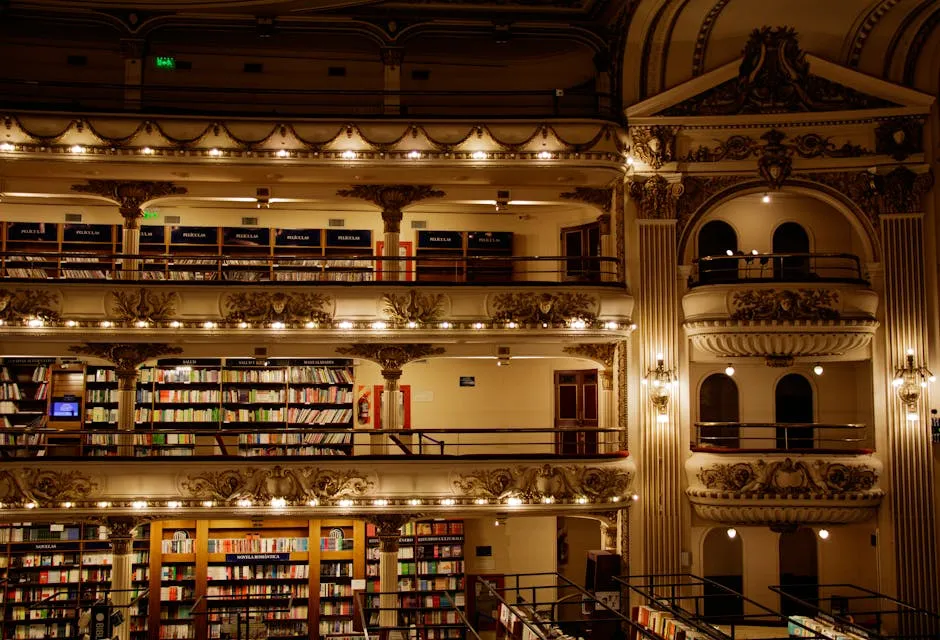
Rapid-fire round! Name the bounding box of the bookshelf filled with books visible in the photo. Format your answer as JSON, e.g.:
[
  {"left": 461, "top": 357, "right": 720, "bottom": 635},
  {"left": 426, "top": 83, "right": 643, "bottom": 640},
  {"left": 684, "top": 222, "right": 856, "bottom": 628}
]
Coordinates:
[
  {"left": 60, "top": 223, "right": 116, "bottom": 279},
  {"left": 415, "top": 231, "right": 513, "bottom": 283},
  {"left": 221, "top": 227, "right": 273, "bottom": 282},
  {"left": 152, "top": 521, "right": 199, "bottom": 640},
  {"left": 317, "top": 521, "right": 364, "bottom": 639},
  {"left": 3, "top": 222, "right": 60, "bottom": 278},
  {"left": 0, "top": 358, "right": 52, "bottom": 429}
]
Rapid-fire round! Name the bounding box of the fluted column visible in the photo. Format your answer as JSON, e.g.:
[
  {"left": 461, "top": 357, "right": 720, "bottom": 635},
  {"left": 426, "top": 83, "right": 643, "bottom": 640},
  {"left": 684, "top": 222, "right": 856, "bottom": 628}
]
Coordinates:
[
  {"left": 631, "top": 175, "right": 683, "bottom": 577},
  {"left": 336, "top": 185, "right": 445, "bottom": 281},
  {"left": 881, "top": 211, "right": 940, "bottom": 632},
  {"left": 108, "top": 518, "right": 137, "bottom": 640},
  {"left": 382, "top": 367, "right": 403, "bottom": 431},
  {"left": 367, "top": 516, "right": 412, "bottom": 630},
  {"left": 115, "top": 368, "right": 138, "bottom": 456}
]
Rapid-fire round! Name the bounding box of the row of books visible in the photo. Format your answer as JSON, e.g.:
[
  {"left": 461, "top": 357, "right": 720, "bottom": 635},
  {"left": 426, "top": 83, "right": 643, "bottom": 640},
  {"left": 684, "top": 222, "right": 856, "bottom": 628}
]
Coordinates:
[
  {"left": 0, "top": 382, "right": 47, "bottom": 401},
  {"left": 366, "top": 546, "right": 415, "bottom": 561},
  {"left": 321, "top": 561, "right": 354, "bottom": 577},
  {"left": 161, "top": 586, "right": 195, "bottom": 601},
  {"left": 319, "top": 537, "right": 354, "bottom": 551},
  {"left": 206, "top": 537, "right": 310, "bottom": 553},
  {"left": 1, "top": 366, "right": 50, "bottom": 383},
  {"left": 286, "top": 407, "right": 353, "bottom": 424},
  {"left": 320, "top": 582, "right": 354, "bottom": 597},
  {"left": 417, "top": 544, "right": 462, "bottom": 559},
  {"left": 239, "top": 432, "right": 352, "bottom": 446},
  {"left": 206, "top": 564, "right": 310, "bottom": 580},
  {"left": 162, "top": 539, "right": 195, "bottom": 554},
  {"left": 320, "top": 601, "right": 352, "bottom": 615},
  {"left": 788, "top": 616, "right": 869, "bottom": 640},
  {"left": 161, "top": 565, "right": 196, "bottom": 580},
  {"left": 367, "top": 521, "right": 464, "bottom": 537},
  {"left": 10, "top": 623, "right": 75, "bottom": 639},
  {"left": 288, "top": 386, "right": 354, "bottom": 403},
  {"left": 222, "top": 389, "right": 285, "bottom": 403},
  {"left": 632, "top": 605, "right": 713, "bottom": 640},
  {"left": 417, "top": 560, "right": 463, "bottom": 575},
  {"left": 205, "top": 584, "right": 307, "bottom": 597}
]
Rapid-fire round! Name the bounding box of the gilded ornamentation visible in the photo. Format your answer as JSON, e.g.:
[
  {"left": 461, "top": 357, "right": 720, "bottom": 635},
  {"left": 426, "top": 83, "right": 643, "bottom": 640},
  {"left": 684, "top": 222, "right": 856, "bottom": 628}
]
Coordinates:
[
  {"left": 685, "top": 131, "right": 868, "bottom": 163},
  {"left": 489, "top": 292, "right": 597, "bottom": 325},
  {"left": 757, "top": 129, "right": 792, "bottom": 189},
  {"left": 0, "top": 468, "right": 98, "bottom": 505},
  {"left": 382, "top": 290, "right": 445, "bottom": 324},
  {"left": 337, "top": 185, "right": 445, "bottom": 233},
  {"left": 180, "top": 466, "right": 375, "bottom": 503},
  {"left": 111, "top": 288, "right": 179, "bottom": 324},
  {"left": 451, "top": 464, "right": 633, "bottom": 502},
  {"left": 223, "top": 291, "right": 333, "bottom": 324},
  {"left": 629, "top": 125, "right": 678, "bottom": 169},
  {"left": 562, "top": 343, "right": 616, "bottom": 369},
  {"left": 559, "top": 187, "right": 613, "bottom": 214},
  {"left": 685, "top": 134, "right": 758, "bottom": 162},
  {"left": 697, "top": 458, "right": 879, "bottom": 496},
  {"left": 799, "top": 168, "right": 933, "bottom": 225},
  {"left": 629, "top": 174, "right": 684, "bottom": 220},
  {"left": 69, "top": 343, "right": 182, "bottom": 377},
  {"left": 105, "top": 517, "right": 141, "bottom": 554},
  {"left": 875, "top": 118, "right": 924, "bottom": 161},
  {"left": 0, "top": 288, "right": 60, "bottom": 323},
  {"left": 730, "top": 289, "right": 839, "bottom": 321},
  {"left": 71, "top": 180, "right": 187, "bottom": 225},
  {"left": 661, "top": 26, "right": 896, "bottom": 116},
  {"left": 366, "top": 514, "right": 415, "bottom": 551},
  {"left": 335, "top": 344, "right": 445, "bottom": 377}
]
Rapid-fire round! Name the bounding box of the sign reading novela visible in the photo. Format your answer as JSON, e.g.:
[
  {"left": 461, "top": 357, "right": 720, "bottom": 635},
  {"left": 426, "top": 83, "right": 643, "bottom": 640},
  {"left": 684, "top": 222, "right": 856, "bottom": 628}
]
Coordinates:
[{"left": 225, "top": 553, "right": 291, "bottom": 562}]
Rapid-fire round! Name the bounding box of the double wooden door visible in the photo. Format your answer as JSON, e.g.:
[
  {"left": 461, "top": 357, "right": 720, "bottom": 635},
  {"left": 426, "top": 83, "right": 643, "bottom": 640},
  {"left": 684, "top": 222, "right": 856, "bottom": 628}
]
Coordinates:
[{"left": 554, "top": 370, "right": 599, "bottom": 455}]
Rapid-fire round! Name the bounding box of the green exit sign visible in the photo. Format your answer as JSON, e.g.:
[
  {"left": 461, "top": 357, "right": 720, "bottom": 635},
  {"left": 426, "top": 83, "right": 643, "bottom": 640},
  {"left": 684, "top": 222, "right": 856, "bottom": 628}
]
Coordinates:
[
  {"left": 154, "top": 56, "right": 176, "bottom": 70},
  {"left": 142, "top": 211, "right": 159, "bottom": 219}
]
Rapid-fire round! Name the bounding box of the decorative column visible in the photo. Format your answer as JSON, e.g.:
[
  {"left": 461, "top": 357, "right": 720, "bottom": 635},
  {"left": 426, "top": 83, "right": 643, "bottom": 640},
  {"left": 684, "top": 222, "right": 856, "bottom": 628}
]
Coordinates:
[
  {"left": 336, "top": 345, "right": 445, "bottom": 438},
  {"left": 367, "top": 515, "right": 413, "bottom": 629},
  {"left": 120, "top": 39, "right": 146, "bottom": 110},
  {"left": 629, "top": 175, "right": 684, "bottom": 577},
  {"left": 380, "top": 47, "right": 404, "bottom": 116},
  {"left": 337, "top": 185, "right": 445, "bottom": 282},
  {"left": 69, "top": 343, "right": 183, "bottom": 455},
  {"left": 560, "top": 187, "right": 615, "bottom": 281},
  {"left": 71, "top": 180, "right": 187, "bottom": 280},
  {"left": 562, "top": 343, "right": 617, "bottom": 451},
  {"left": 876, "top": 168, "right": 939, "bottom": 632},
  {"left": 107, "top": 517, "right": 139, "bottom": 640}
]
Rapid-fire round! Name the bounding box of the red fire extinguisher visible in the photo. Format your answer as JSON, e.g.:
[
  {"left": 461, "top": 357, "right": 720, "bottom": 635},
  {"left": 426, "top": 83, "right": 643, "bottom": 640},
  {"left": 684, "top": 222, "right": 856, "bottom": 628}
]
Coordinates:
[{"left": 357, "top": 390, "right": 371, "bottom": 425}]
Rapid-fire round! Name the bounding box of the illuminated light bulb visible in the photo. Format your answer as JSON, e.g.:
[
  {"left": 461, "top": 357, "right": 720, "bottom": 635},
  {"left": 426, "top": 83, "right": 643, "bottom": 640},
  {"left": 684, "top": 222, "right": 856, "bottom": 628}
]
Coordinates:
[
  {"left": 208, "top": 148, "right": 221, "bottom": 157},
  {"left": 907, "top": 411, "right": 920, "bottom": 422},
  {"left": 167, "top": 501, "right": 181, "bottom": 509},
  {"left": 270, "top": 321, "right": 285, "bottom": 330},
  {"left": 656, "top": 352, "right": 664, "bottom": 361},
  {"left": 471, "top": 151, "right": 487, "bottom": 160},
  {"left": 472, "top": 323, "right": 484, "bottom": 330},
  {"left": 930, "top": 376, "right": 937, "bottom": 383},
  {"left": 276, "top": 149, "right": 289, "bottom": 158},
  {"left": 338, "top": 499, "right": 353, "bottom": 507},
  {"left": 922, "top": 381, "right": 929, "bottom": 388},
  {"left": 408, "top": 499, "right": 422, "bottom": 506},
  {"left": 611, "top": 496, "right": 621, "bottom": 503},
  {"left": 135, "top": 320, "right": 149, "bottom": 328},
  {"left": 100, "top": 320, "right": 113, "bottom": 328},
  {"left": 203, "top": 321, "right": 216, "bottom": 329},
  {"left": 907, "top": 348, "right": 916, "bottom": 356},
  {"left": 439, "top": 322, "right": 452, "bottom": 329},
  {"left": 726, "top": 528, "right": 737, "bottom": 539},
  {"left": 640, "top": 378, "right": 648, "bottom": 386},
  {"left": 818, "top": 529, "right": 830, "bottom": 540},
  {"left": 604, "top": 322, "right": 618, "bottom": 330},
  {"left": 542, "top": 323, "right": 548, "bottom": 328},
  {"left": 270, "top": 497, "right": 287, "bottom": 508},
  {"left": 541, "top": 496, "right": 555, "bottom": 504},
  {"left": 657, "top": 413, "right": 669, "bottom": 424},
  {"left": 132, "top": 501, "right": 147, "bottom": 510},
  {"left": 762, "top": 193, "right": 771, "bottom": 204},
  {"left": 626, "top": 156, "right": 635, "bottom": 165},
  {"left": 630, "top": 323, "right": 638, "bottom": 331},
  {"left": 0, "top": 142, "right": 14, "bottom": 152},
  {"left": 304, "top": 321, "right": 316, "bottom": 329},
  {"left": 202, "top": 500, "right": 214, "bottom": 508},
  {"left": 408, "top": 150, "right": 421, "bottom": 159},
  {"left": 308, "top": 499, "right": 319, "bottom": 507},
  {"left": 371, "top": 321, "right": 387, "bottom": 330},
  {"left": 338, "top": 321, "right": 353, "bottom": 330},
  {"left": 751, "top": 249, "right": 759, "bottom": 256},
  {"left": 97, "top": 501, "right": 111, "bottom": 509},
  {"left": 632, "top": 493, "right": 640, "bottom": 501},
  {"left": 341, "top": 150, "right": 357, "bottom": 160},
  {"left": 507, "top": 321, "right": 517, "bottom": 329},
  {"left": 141, "top": 147, "right": 154, "bottom": 155},
  {"left": 66, "top": 320, "right": 77, "bottom": 328},
  {"left": 813, "top": 364, "right": 824, "bottom": 376},
  {"left": 373, "top": 499, "right": 389, "bottom": 506},
  {"left": 474, "top": 498, "right": 488, "bottom": 505},
  {"left": 726, "top": 249, "right": 734, "bottom": 256},
  {"left": 892, "top": 377, "right": 904, "bottom": 387},
  {"left": 27, "top": 318, "right": 44, "bottom": 328},
  {"left": 70, "top": 145, "right": 86, "bottom": 154},
  {"left": 506, "top": 497, "right": 522, "bottom": 506},
  {"left": 537, "top": 151, "right": 552, "bottom": 160},
  {"left": 725, "top": 365, "right": 735, "bottom": 377},
  {"left": 570, "top": 319, "right": 587, "bottom": 330},
  {"left": 25, "top": 501, "right": 37, "bottom": 509},
  {"left": 170, "top": 321, "right": 181, "bottom": 328},
  {"left": 238, "top": 321, "right": 249, "bottom": 329},
  {"left": 62, "top": 502, "right": 73, "bottom": 509},
  {"left": 236, "top": 499, "right": 252, "bottom": 507},
  {"left": 575, "top": 497, "right": 589, "bottom": 505},
  {"left": 440, "top": 498, "right": 456, "bottom": 506}
]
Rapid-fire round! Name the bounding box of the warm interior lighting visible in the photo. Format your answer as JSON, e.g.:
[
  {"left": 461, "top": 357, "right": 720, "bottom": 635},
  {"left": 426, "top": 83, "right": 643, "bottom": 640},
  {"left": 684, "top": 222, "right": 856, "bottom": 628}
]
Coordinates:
[
  {"left": 471, "top": 151, "right": 487, "bottom": 160},
  {"left": 762, "top": 193, "right": 771, "bottom": 204},
  {"left": 338, "top": 321, "right": 353, "bottom": 329},
  {"left": 203, "top": 321, "right": 216, "bottom": 329},
  {"left": 506, "top": 497, "right": 522, "bottom": 506},
  {"left": 270, "top": 497, "right": 287, "bottom": 508},
  {"left": 408, "top": 150, "right": 421, "bottom": 159},
  {"left": 813, "top": 364, "right": 824, "bottom": 375},
  {"left": 440, "top": 498, "right": 456, "bottom": 506},
  {"left": 373, "top": 499, "right": 389, "bottom": 506},
  {"left": 236, "top": 499, "right": 252, "bottom": 507},
  {"left": 726, "top": 528, "right": 737, "bottom": 539},
  {"left": 141, "top": 147, "right": 154, "bottom": 155},
  {"left": 341, "top": 150, "right": 357, "bottom": 160},
  {"left": 725, "top": 364, "right": 735, "bottom": 377},
  {"left": 69, "top": 145, "right": 86, "bottom": 154},
  {"left": 277, "top": 149, "right": 289, "bottom": 158},
  {"left": 647, "top": 353, "right": 676, "bottom": 420},
  {"left": 537, "top": 151, "right": 552, "bottom": 159},
  {"left": 0, "top": 142, "right": 14, "bottom": 152},
  {"left": 371, "top": 321, "right": 387, "bottom": 330},
  {"left": 208, "top": 148, "right": 221, "bottom": 156},
  {"left": 132, "top": 501, "right": 147, "bottom": 509},
  {"left": 167, "top": 501, "right": 181, "bottom": 508},
  {"left": 894, "top": 348, "right": 933, "bottom": 421},
  {"left": 818, "top": 529, "right": 830, "bottom": 540}
]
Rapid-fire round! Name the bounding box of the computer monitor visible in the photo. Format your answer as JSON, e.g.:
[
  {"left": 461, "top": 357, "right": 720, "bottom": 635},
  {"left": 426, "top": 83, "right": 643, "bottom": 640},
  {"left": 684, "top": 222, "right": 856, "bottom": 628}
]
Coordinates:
[{"left": 50, "top": 398, "right": 80, "bottom": 419}]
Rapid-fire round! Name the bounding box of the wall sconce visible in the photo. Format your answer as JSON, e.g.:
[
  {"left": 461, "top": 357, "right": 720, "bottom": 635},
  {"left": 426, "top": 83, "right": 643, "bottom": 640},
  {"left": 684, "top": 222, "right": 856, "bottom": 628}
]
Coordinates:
[
  {"left": 642, "top": 353, "right": 676, "bottom": 423},
  {"left": 893, "top": 348, "right": 935, "bottom": 421}
]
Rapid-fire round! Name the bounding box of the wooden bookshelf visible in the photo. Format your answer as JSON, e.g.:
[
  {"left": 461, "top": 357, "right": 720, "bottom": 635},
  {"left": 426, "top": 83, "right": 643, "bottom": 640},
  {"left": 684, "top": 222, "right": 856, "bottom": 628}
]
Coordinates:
[
  {"left": 273, "top": 228, "right": 323, "bottom": 282},
  {"left": 323, "top": 229, "right": 373, "bottom": 282},
  {"left": 0, "top": 357, "right": 53, "bottom": 429},
  {"left": 416, "top": 231, "right": 513, "bottom": 283},
  {"left": 221, "top": 227, "right": 272, "bottom": 282},
  {"left": 3, "top": 222, "right": 60, "bottom": 278},
  {"left": 152, "top": 520, "right": 199, "bottom": 640},
  {"left": 60, "top": 223, "right": 116, "bottom": 279},
  {"left": 416, "top": 231, "right": 465, "bottom": 282},
  {"left": 168, "top": 226, "right": 221, "bottom": 281},
  {"left": 466, "top": 231, "right": 513, "bottom": 282}
]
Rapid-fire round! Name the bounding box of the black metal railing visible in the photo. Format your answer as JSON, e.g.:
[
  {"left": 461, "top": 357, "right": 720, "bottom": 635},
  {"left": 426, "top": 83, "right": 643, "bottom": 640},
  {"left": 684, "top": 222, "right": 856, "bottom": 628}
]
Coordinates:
[
  {"left": 0, "top": 78, "right": 615, "bottom": 119},
  {"left": 354, "top": 590, "right": 480, "bottom": 640},
  {"left": 0, "top": 251, "right": 622, "bottom": 285},
  {"left": 0, "top": 425, "right": 628, "bottom": 459},
  {"left": 692, "top": 422, "right": 872, "bottom": 453},
  {"left": 689, "top": 253, "right": 868, "bottom": 287}
]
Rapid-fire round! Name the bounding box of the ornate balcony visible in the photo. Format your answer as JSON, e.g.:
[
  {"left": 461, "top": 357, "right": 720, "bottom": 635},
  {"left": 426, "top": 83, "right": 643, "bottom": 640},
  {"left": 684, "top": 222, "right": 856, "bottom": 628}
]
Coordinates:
[
  {"left": 685, "top": 423, "right": 882, "bottom": 526},
  {"left": 683, "top": 253, "right": 878, "bottom": 361}
]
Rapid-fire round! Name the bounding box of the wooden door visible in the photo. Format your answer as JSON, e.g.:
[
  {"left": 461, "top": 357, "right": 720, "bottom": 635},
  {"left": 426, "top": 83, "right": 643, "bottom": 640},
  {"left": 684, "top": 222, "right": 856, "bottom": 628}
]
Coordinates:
[
  {"left": 561, "top": 222, "right": 601, "bottom": 282},
  {"left": 554, "top": 370, "right": 599, "bottom": 455}
]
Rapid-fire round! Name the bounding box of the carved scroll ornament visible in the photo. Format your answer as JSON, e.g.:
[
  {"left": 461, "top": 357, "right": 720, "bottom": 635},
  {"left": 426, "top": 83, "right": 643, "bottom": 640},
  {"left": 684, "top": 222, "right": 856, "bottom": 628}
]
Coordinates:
[
  {"left": 382, "top": 290, "right": 445, "bottom": 324},
  {"left": 0, "top": 468, "right": 98, "bottom": 505},
  {"left": 559, "top": 187, "right": 613, "bottom": 214},
  {"left": 562, "top": 343, "right": 617, "bottom": 369},
  {"left": 180, "top": 466, "right": 375, "bottom": 503},
  {"left": 451, "top": 464, "right": 633, "bottom": 502},
  {"left": 0, "top": 288, "right": 60, "bottom": 323},
  {"left": 111, "top": 288, "right": 178, "bottom": 324},
  {"left": 223, "top": 291, "right": 333, "bottom": 324},
  {"left": 697, "top": 458, "right": 879, "bottom": 496},
  {"left": 335, "top": 344, "right": 445, "bottom": 373},
  {"left": 489, "top": 292, "right": 597, "bottom": 325},
  {"left": 69, "top": 343, "right": 183, "bottom": 374},
  {"left": 629, "top": 125, "right": 678, "bottom": 169},
  {"left": 730, "top": 289, "right": 839, "bottom": 321}
]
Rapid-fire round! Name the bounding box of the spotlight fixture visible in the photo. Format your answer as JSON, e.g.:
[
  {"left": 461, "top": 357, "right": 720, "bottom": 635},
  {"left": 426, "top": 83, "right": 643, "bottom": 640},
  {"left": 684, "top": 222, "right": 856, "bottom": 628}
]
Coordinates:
[{"left": 471, "top": 151, "right": 487, "bottom": 160}]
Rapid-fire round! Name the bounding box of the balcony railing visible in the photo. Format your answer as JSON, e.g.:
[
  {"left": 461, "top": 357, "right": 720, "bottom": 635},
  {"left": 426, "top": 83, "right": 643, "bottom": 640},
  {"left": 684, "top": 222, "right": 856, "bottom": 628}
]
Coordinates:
[
  {"left": 0, "top": 251, "right": 621, "bottom": 285},
  {"left": 688, "top": 253, "right": 868, "bottom": 288},
  {"left": 0, "top": 426, "right": 627, "bottom": 460},
  {"left": 692, "top": 422, "right": 871, "bottom": 453},
  {"left": 0, "top": 77, "right": 615, "bottom": 119}
]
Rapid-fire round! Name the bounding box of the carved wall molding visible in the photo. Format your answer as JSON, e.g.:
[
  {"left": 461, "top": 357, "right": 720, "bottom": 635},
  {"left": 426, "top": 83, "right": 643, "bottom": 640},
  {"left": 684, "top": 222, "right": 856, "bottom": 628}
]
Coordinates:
[
  {"left": 366, "top": 514, "right": 416, "bottom": 552},
  {"left": 69, "top": 343, "right": 183, "bottom": 375},
  {"left": 180, "top": 466, "right": 376, "bottom": 503},
  {"left": 562, "top": 343, "right": 616, "bottom": 369},
  {"left": 336, "top": 185, "right": 445, "bottom": 217},
  {"left": 696, "top": 457, "right": 880, "bottom": 496},
  {"left": 0, "top": 468, "right": 98, "bottom": 505},
  {"left": 71, "top": 180, "right": 187, "bottom": 223},
  {"left": 0, "top": 288, "right": 61, "bottom": 323},
  {"left": 559, "top": 186, "right": 613, "bottom": 214},
  {"left": 874, "top": 118, "right": 924, "bottom": 161},
  {"left": 223, "top": 291, "right": 333, "bottom": 324},
  {"left": 684, "top": 130, "right": 870, "bottom": 164},
  {"left": 382, "top": 290, "right": 445, "bottom": 324},
  {"left": 488, "top": 292, "right": 598, "bottom": 325},
  {"left": 685, "top": 320, "right": 878, "bottom": 358},
  {"left": 691, "top": 0, "right": 733, "bottom": 77},
  {"left": 687, "top": 501, "right": 880, "bottom": 525},
  {"left": 629, "top": 174, "right": 684, "bottom": 219},
  {"left": 335, "top": 344, "right": 445, "bottom": 376},
  {"left": 629, "top": 125, "right": 679, "bottom": 169},
  {"left": 451, "top": 464, "right": 634, "bottom": 502},
  {"left": 110, "top": 288, "right": 179, "bottom": 324},
  {"left": 730, "top": 289, "right": 839, "bottom": 321}
]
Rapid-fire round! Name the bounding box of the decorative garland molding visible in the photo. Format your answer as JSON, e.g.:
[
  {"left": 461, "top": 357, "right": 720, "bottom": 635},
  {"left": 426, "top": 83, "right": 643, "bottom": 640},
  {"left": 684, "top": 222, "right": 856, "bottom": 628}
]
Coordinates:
[
  {"left": 223, "top": 291, "right": 333, "bottom": 325},
  {"left": 69, "top": 343, "right": 183, "bottom": 374},
  {"left": 451, "top": 464, "right": 634, "bottom": 502},
  {"left": 562, "top": 343, "right": 617, "bottom": 369},
  {"left": 559, "top": 187, "right": 614, "bottom": 214},
  {"left": 684, "top": 319, "right": 878, "bottom": 358},
  {"left": 111, "top": 288, "right": 179, "bottom": 324},
  {"left": 488, "top": 292, "right": 597, "bottom": 325},
  {"left": 180, "top": 466, "right": 376, "bottom": 503},
  {"left": 335, "top": 344, "right": 445, "bottom": 375},
  {"left": 382, "top": 290, "right": 445, "bottom": 324},
  {"left": 0, "top": 288, "right": 61, "bottom": 323},
  {"left": 0, "top": 468, "right": 99, "bottom": 505},
  {"left": 628, "top": 125, "right": 678, "bottom": 169},
  {"left": 730, "top": 289, "right": 839, "bottom": 321}
]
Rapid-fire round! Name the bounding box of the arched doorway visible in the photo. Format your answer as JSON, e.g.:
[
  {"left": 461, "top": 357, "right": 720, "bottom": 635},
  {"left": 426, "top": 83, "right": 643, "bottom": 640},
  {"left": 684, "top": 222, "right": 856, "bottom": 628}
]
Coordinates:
[
  {"left": 775, "top": 374, "right": 814, "bottom": 449},
  {"left": 778, "top": 528, "right": 819, "bottom": 616},
  {"left": 703, "top": 528, "right": 744, "bottom": 619},
  {"left": 772, "top": 222, "right": 810, "bottom": 280},
  {"left": 697, "top": 220, "right": 738, "bottom": 284},
  {"left": 698, "top": 373, "right": 739, "bottom": 448}
]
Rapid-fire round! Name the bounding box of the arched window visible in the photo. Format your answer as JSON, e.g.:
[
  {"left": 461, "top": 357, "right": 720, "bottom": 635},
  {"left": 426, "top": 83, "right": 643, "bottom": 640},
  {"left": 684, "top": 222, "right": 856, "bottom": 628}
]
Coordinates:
[
  {"left": 779, "top": 528, "right": 819, "bottom": 617},
  {"left": 703, "top": 528, "right": 744, "bottom": 619},
  {"left": 697, "top": 220, "right": 738, "bottom": 284},
  {"left": 772, "top": 222, "right": 810, "bottom": 280},
  {"left": 775, "top": 374, "right": 814, "bottom": 449},
  {"left": 698, "top": 374, "right": 739, "bottom": 448}
]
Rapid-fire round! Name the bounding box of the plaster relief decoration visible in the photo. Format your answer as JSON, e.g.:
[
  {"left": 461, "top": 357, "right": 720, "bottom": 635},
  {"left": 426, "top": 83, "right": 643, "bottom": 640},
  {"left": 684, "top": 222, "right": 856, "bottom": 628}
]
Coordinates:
[
  {"left": 180, "top": 466, "right": 375, "bottom": 504},
  {"left": 562, "top": 343, "right": 617, "bottom": 369},
  {"left": 629, "top": 126, "right": 678, "bottom": 169},
  {"left": 0, "top": 468, "right": 98, "bottom": 506},
  {"left": 629, "top": 174, "right": 683, "bottom": 220},
  {"left": 69, "top": 343, "right": 183, "bottom": 374},
  {"left": 489, "top": 292, "right": 597, "bottom": 325},
  {"left": 0, "top": 288, "right": 61, "bottom": 323},
  {"left": 684, "top": 131, "right": 869, "bottom": 163},
  {"left": 559, "top": 187, "right": 613, "bottom": 214},
  {"left": 223, "top": 291, "right": 333, "bottom": 325},
  {"left": 382, "top": 290, "right": 445, "bottom": 325},
  {"left": 110, "top": 288, "right": 179, "bottom": 324},
  {"left": 451, "top": 464, "right": 633, "bottom": 502},
  {"left": 874, "top": 117, "right": 924, "bottom": 161},
  {"left": 661, "top": 26, "right": 896, "bottom": 116},
  {"left": 696, "top": 458, "right": 880, "bottom": 497},
  {"left": 335, "top": 344, "right": 445, "bottom": 374},
  {"left": 730, "top": 289, "right": 839, "bottom": 321},
  {"left": 71, "top": 180, "right": 187, "bottom": 222}
]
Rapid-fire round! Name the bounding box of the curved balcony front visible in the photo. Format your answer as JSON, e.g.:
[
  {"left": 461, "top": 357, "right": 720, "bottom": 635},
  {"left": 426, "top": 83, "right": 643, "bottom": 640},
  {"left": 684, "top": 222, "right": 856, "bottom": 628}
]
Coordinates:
[
  {"left": 685, "top": 422, "right": 882, "bottom": 526},
  {"left": 683, "top": 253, "right": 878, "bottom": 361}
]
